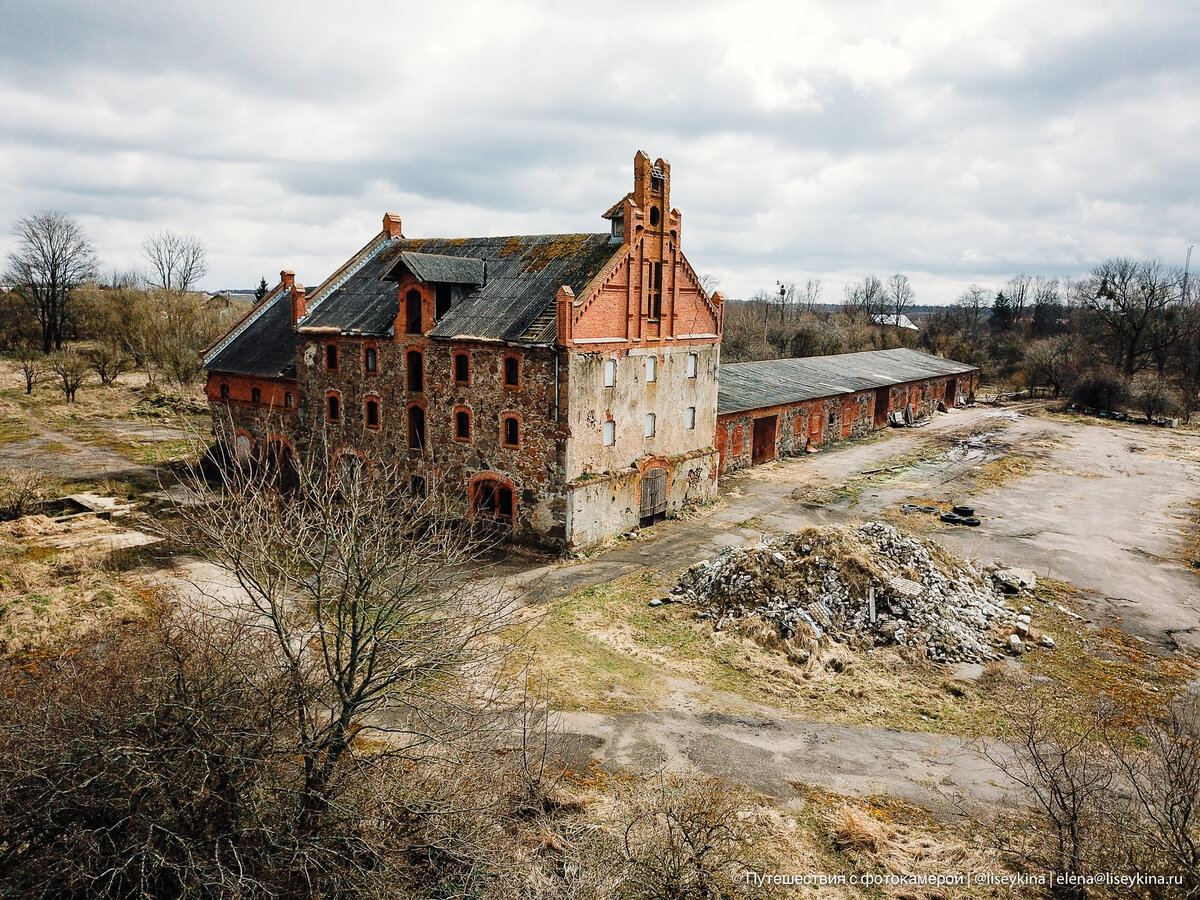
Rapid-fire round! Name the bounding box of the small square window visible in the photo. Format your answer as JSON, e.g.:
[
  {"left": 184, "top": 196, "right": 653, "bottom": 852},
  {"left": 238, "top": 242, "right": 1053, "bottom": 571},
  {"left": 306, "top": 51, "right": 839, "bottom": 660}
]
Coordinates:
[
  {"left": 646, "top": 356, "right": 657, "bottom": 383},
  {"left": 686, "top": 353, "right": 697, "bottom": 378},
  {"left": 685, "top": 406, "right": 695, "bottom": 429},
  {"left": 603, "top": 358, "right": 616, "bottom": 388},
  {"left": 644, "top": 413, "right": 656, "bottom": 438},
  {"left": 603, "top": 420, "right": 615, "bottom": 446}
]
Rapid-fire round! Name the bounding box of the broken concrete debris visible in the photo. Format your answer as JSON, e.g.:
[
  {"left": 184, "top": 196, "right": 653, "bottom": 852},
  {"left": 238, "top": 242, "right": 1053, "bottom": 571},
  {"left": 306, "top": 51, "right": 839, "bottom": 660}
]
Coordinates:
[{"left": 668, "top": 522, "right": 1050, "bottom": 664}]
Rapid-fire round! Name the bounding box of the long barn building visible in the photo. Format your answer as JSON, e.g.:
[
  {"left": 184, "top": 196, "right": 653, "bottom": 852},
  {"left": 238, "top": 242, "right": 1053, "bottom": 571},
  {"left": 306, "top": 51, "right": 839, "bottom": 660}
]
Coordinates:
[{"left": 715, "top": 348, "right": 977, "bottom": 474}]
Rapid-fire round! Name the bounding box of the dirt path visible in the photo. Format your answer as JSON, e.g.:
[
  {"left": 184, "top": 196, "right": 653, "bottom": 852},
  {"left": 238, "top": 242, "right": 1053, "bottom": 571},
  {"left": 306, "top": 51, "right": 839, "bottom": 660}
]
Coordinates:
[{"left": 557, "top": 708, "right": 1015, "bottom": 819}]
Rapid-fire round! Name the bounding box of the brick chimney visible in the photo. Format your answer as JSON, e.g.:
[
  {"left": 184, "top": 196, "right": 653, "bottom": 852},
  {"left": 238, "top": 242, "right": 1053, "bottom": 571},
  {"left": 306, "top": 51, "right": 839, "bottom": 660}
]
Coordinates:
[
  {"left": 382, "top": 213, "right": 403, "bottom": 238},
  {"left": 291, "top": 284, "right": 307, "bottom": 326},
  {"left": 555, "top": 285, "right": 575, "bottom": 348},
  {"left": 280, "top": 270, "right": 295, "bottom": 289}
]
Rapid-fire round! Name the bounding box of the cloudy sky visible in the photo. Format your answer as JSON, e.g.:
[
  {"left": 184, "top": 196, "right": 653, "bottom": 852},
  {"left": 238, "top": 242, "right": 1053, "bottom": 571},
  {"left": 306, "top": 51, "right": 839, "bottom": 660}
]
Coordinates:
[{"left": 2, "top": 0, "right": 1197, "bottom": 304}]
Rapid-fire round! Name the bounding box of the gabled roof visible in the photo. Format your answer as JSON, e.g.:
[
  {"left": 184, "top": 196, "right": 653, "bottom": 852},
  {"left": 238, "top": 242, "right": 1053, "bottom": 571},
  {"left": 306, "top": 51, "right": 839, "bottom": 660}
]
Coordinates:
[
  {"left": 383, "top": 251, "right": 484, "bottom": 285},
  {"left": 204, "top": 288, "right": 297, "bottom": 379},
  {"left": 302, "top": 233, "right": 620, "bottom": 344},
  {"left": 602, "top": 193, "right": 632, "bottom": 219},
  {"left": 717, "top": 348, "right": 977, "bottom": 415}
]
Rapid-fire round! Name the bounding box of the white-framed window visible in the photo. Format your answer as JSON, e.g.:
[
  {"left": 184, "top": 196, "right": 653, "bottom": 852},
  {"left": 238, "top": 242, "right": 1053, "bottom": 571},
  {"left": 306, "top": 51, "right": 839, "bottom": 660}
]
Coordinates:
[
  {"left": 685, "top": 406, "right": 696, "bottom": 429},
  {"left": 686, "top": 353, "right": 697, "bottom": 378},
  {"left": 604, "top": 358, "right": 616, "bottom": 388},
  {"left": 645, "top": 413, "right": 656, "bottom": 438},
  {"left": 603, "top": 420, "right": 615, "bottom": 446},
  {"left": 646, "top": 355, "right": 657, "bottom": 383}
]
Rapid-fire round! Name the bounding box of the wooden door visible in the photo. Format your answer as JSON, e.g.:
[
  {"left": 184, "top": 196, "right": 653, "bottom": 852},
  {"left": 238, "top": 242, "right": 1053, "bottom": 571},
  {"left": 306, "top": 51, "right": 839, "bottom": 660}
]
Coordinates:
[
  {"left": 751, "top": 416, "right": 778, "bottom": 465},
  {"left": 639, "top": 467, "right": 667, "bottom": 525}
]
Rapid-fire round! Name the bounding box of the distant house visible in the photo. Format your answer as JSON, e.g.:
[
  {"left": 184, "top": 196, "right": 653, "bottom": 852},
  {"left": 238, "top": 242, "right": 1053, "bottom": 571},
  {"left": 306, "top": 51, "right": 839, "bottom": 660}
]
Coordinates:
[{"left": 872, "top": 313, "right": 919, "bottom": 331}]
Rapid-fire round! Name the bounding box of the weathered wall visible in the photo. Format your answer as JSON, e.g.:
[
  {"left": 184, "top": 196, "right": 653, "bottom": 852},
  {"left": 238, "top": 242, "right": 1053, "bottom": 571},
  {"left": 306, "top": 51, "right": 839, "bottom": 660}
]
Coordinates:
[
  {"left": 567, "top": 448, "right": 718, "bottom": 547},
  {"left": 296, "top": 332, "right": 569, "bottom": 546},
  {"left": 206, "top": 372, "right": 299, "bottom": 460},
  {"left": 565, "top": 344, "right": 718, "bottom": 480},
  {"left": 715, "top": 372, "right": 976, "bottom": 475}
]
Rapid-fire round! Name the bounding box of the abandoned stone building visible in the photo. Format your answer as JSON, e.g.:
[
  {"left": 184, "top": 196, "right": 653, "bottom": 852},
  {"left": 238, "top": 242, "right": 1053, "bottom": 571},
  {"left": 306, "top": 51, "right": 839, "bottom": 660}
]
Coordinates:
[
  {"left": 714, "top": 348, "right": 978, "bottom": 474},
  {"left": 203, "top": 152, "right": 724, "bottom": 547},
  {"left": 204, "top": 153, "right": 979, "bottom": 549}
]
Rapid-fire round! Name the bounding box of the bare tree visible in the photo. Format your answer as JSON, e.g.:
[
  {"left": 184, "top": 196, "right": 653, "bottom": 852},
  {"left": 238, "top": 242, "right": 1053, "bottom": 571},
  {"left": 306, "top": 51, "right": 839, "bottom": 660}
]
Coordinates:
[
  {"left": 142, "top": 230, "right": 209, "bottom": 293},
  {"left": 5, "top": 212, "right": 97, "bottom": 352},
  {"left": 1001, "top": 274, "right": 1033, "bottom": 323},
  {"left": 980, "top": 688, "right": 1117, "bottom": 898},
  {"left": 172, "top": 435, "right": 519, "bottom": 836},
  {"left": 48, "top": 346, "right": 88, "bottom": 402},
  {"left": 954, "top": 285, "right": 991, "bottom": 336},
  {"left": 886, "top": 272, "right": 914, "bottom": 325},
  {"left": 842, "top": 276, "right": 888, "bottom": 321},
  {"left": 1083, "top": 257, "right": 1177, "bottom": 375},
  {"left": 16, "top": 342, "right": 43, "bottom": 395},
  {"left": 1105, "top": 693, "right": 1200, "bottom": 897},
  {"left": 798, "top": 278, "right": 822, "bottom": 311}
]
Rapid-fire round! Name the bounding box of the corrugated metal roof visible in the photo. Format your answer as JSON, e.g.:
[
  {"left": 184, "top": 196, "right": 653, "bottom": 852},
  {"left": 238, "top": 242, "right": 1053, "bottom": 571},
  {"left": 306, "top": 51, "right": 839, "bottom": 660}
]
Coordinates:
[
  {"left": 384, "top": 251, "right": 484, "bottom": 285},
  {"left": 205, "top": 289, "right": 297, "bottom": 379},
  {"left": 717, "top": 348, "right": 977, "bottom": 415},
  {"left": 302, "top": 233, "right": 619, "bottom": 344}
]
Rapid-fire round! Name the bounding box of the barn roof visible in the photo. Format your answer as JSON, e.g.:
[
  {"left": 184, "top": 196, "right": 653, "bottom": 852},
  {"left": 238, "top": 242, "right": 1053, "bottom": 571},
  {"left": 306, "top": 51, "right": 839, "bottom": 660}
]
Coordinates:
[
  {"left": 204, "top": 288, "right": 297, "bottom": 379},
  {"left": 717, "top": 348, "right": 977, "bottom": 415},
  {"left": 300, "top": 233, "right": 618, "bottom": 344}
]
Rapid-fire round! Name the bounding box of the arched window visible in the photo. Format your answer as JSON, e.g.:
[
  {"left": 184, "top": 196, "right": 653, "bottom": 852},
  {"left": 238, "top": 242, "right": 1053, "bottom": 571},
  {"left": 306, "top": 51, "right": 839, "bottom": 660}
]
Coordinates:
[
  {"left": 405, "top": 289, "right": 422, "bottom": 334},
  {"left": 220, "top": 383, "right": 229, "bottom": 400},
  {"left": 251, "top": 387, "right": 261, "bottom": 404},
  {"left": 646, "top": 355, "right": 657, "bottom": 383},
  {"left": 326, "top": 343, "right": 338, "bottom": 371},
  {"left": 503, "top": 355, "right": 519, "bottom": 387},
  {"left": 454, "top": 352, "right": 469, "bottom": 384},
  {"left": 474, "top": 478, "right": 514, "bottom": 522},
  {"left": 503, "top": 416, "right": 519, "bottom": 447},
  {"left": 406, "top": 350, "right": 424, "bottom": 392},
  {"left": 328, "top": 393, "right": 341, "bottom": 422},
  {"left": 407, "top": 405, "right": 425, "bottom": 449},
  {"left": 455, "top": 409, "right": 471, "bottom": 441},
  {"left": 364, "top": 346, "right": 377, "bottom": 374},
  {"left": 365, "top": 398, "right": 380, "bottom": 428}
]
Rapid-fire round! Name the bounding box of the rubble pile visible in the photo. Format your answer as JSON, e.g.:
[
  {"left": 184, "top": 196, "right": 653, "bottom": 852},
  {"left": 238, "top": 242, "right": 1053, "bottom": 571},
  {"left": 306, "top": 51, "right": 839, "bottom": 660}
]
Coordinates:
[{"left": 670, "top": 522, "right": 1019, "bottom": 664}]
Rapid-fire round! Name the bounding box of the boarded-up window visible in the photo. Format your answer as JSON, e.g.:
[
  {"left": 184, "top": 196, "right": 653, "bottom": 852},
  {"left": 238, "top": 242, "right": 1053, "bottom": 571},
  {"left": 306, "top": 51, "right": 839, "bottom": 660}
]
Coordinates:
[
  {"left": 686, "top": 353, "right": 697, "bottom": 378},
  {"left": 685, "top": 406, "right": 695, "bottom": 429},
  {"left": 603, "top": 420, "right": 615, "bottom": 445},
  {"left": 646, "top": 356, "right": 657, "bottom": 383},
  {"left": 604, "top": 358, "right": 616, "bottom": 388},
  {"left": 645, "top": 413, "right": 656, "bottom": 438}
]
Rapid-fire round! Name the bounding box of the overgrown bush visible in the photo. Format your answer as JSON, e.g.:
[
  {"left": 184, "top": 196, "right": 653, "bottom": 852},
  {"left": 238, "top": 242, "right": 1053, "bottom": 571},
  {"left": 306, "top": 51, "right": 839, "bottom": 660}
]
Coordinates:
[
  {"left": 0, "top": 468, "right": 50, "bottom": 520},
  {"left": 1070, "top": 368, "right": 1130, "bottom": 412}
]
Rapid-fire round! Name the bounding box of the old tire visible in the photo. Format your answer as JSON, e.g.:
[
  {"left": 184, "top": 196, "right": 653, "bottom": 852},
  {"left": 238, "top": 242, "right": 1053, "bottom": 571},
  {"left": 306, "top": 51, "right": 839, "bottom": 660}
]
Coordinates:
[
  {"left": 940, "top": 512, "right": 962, "bottom": 524},
  {"left": 962, "top": 516, "right": 981, "bottom": 526},
  {"left": 953, "top": 505, "right": 975, "bottom": 517}
]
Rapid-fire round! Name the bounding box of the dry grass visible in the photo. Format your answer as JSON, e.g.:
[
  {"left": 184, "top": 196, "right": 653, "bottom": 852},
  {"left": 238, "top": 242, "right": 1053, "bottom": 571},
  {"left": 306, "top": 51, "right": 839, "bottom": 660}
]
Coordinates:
[{"left": 0, "top": 514, "right": 158, "bottom": 655}]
